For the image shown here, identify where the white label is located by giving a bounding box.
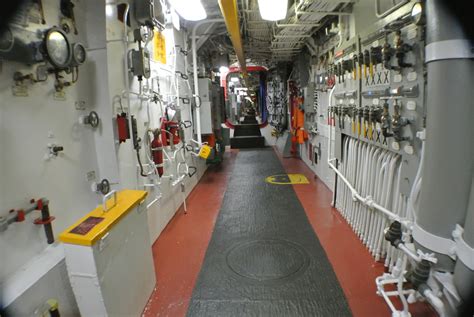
[53,91,66,101]
[392,141,400,151]
[406,100,416,111]
[393,74,402,83]
[86,171,96,182]
[407,29,417,40]
[407,72,417,81]
[75,100,86,110]
[372,98,379,105]
[12,85,28,97]
[404,145,414,155]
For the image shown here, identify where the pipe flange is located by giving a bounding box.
[452,224,474,270]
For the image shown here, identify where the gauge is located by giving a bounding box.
[71,42,87,66]
[0,27,14,52]
[45,28,71,68]
[411,2,424,25]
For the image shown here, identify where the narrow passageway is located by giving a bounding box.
[143,148,435,317]
[187,148,350,316]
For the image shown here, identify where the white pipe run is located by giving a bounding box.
[327,87,406,224]
[191,19,224,145]
[326,92,445,316]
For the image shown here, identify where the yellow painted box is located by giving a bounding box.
[60,190,156,317]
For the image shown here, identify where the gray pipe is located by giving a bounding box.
[413,0,474,270]
[454,175,474,303]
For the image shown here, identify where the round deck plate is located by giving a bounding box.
[226,239,310,283]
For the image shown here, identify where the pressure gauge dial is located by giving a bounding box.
[71,42,87,66]
[411,2,424,25]
[44,28,71,68]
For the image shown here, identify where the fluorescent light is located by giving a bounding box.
[105,4,114,17]
[219,66,229,74]
[169,0,207,21]
[258,0,288,21]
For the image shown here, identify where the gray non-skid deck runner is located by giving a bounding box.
[187,148,352,316]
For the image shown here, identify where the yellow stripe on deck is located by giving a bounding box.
[265,174,310,185]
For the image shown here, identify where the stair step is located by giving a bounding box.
[230,136,265,149]
[234,124,261,137]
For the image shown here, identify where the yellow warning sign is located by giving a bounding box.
[153,29,166,64]
[265,174,309,185]
[198,145,212,159]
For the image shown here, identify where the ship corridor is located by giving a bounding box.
[1,0,473,317]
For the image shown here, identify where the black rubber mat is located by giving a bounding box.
[187,149,352,317]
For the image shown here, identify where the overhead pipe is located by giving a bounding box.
[191,19,224,145]
[218,0,247,76]
[413,0,474,270]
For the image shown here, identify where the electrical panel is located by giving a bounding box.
[193,79,225,138]
[266,77,286,131]
[303,83,315,114]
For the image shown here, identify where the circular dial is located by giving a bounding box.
[411,3,423,25]
[72,43,86,65]
[45,29,71,68]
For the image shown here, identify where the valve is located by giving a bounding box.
[93,178,111,195]
[362,106,370,138]
[352,55,358,80]
[45,144,64,160]
[391,101,409,142]
[342,60,352,83]
[384,221,403,247]
[357,107,364,136]
[368,106,374,140]
[369,46,382,78]
[407,260,431,290]
[351,106,358,134]
[394,31,413,69]
[363,50,370,79]
[382,42,394,70]
[81,111,100,128]
[381,101,393,139]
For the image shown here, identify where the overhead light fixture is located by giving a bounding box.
[169,0,207,21]
[258,0,288,21]
[219,66,229,74]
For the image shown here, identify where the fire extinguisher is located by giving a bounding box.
[161,117,180,146]
[150,129,164,177]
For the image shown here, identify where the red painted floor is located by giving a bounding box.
[143,150,238,317]
[143,147,434,317]
[275,150,434,317]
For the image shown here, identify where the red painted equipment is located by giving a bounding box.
[116,113,130,143]
[150,130,164,177]
[289,81,308,155]
[161,118,180,146]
